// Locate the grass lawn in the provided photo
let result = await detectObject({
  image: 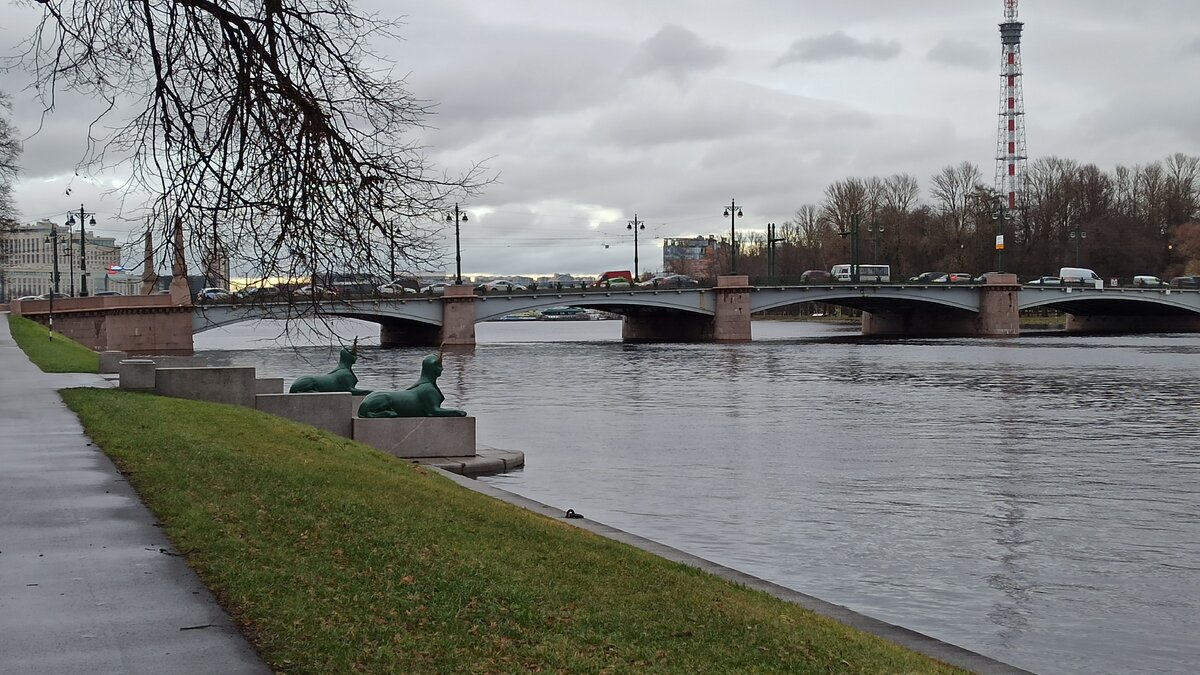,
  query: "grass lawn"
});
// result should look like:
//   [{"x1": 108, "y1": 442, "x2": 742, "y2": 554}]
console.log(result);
[
  {"x1": 61, "y1": 388, "x2": 966, "y2": 674},
  {"x1": 7, "y1": 314, "x2": 100, "y2": 373}
]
